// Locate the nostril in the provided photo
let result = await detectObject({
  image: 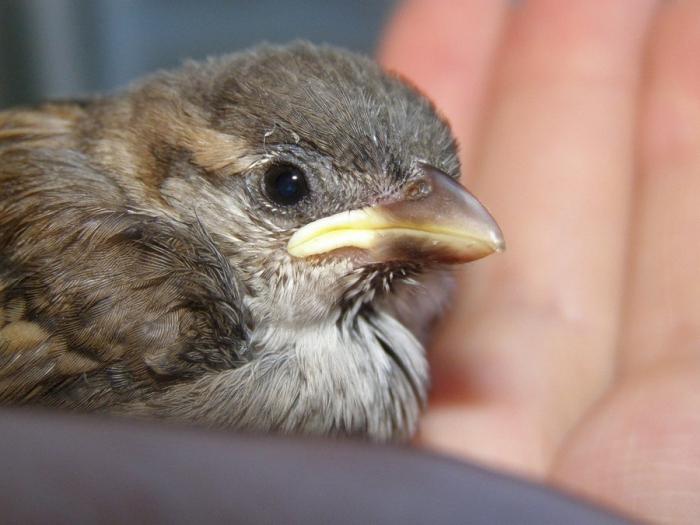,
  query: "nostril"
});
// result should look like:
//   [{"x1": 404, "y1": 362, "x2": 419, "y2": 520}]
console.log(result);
[{"x1": 404, "y1": 178, "x2": 432, "y2": 200}]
